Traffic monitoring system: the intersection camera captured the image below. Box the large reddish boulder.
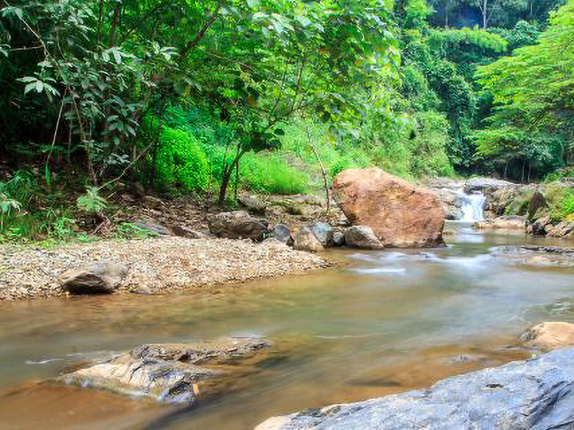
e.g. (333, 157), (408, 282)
(333, 168), (445, 248)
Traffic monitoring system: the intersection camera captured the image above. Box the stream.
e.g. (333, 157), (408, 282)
(2, 223), (574, 430)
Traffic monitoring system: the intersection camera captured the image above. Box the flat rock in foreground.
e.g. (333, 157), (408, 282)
(58, 337), (270, 404)
(256, 348), (574, 430)
(333, 168), (445, 248)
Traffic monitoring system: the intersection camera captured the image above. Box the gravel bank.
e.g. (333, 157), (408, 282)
(0, 237), (331, 301)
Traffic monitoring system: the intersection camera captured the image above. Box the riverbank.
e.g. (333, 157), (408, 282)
(0, 236), (330, 301)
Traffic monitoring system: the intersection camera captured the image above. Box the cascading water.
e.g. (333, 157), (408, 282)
(458, 192), (486, 222)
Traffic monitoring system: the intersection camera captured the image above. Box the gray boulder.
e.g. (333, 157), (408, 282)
(429, 188), (463, 220)
(171, 225), (205, 239)
(208, 211), (269, 242)
(133, 220), (171, 236)
(308, 222), (334, 247)
(332, 229), (345, 247)
(59, 337), (270, 404)
(464, 177), (515, 193)
(239, 195), (267, 215)
(256, 348), (574, 430)
(59, 262), (128, 294)
(344, 226), (384, 250)
(271, 224), (294, 246)
(294, 226), (324, 253)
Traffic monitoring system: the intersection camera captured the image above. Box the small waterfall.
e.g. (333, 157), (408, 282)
(459, 192), (486, 222)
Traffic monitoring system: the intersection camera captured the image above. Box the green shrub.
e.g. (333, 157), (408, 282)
(551, 189), (574, 222)
(240, 152), (309, 195)
(154, 127), (209, 193)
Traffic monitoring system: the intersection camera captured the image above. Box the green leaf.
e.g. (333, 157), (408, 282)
(247, 0), (260, 7)
(296, 15), (312, 27)
(24, 83), (36, 94)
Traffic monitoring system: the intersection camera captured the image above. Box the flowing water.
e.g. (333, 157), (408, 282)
(458, 191), (486, 222)
(2, 224), (574, 430)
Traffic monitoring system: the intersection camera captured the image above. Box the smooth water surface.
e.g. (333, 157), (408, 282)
(2, 224), (574, 430)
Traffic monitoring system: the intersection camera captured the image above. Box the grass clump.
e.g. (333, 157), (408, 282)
(154, 127), (209, 194)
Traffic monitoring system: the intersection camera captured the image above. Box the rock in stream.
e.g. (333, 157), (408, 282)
(256, 347), (574, 430)
(57, 336), (271, 404)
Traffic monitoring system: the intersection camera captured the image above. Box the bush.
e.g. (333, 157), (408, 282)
(551, 189), (574, 222)
(154, 127), (209, 193)
(240, 152), (309, 195)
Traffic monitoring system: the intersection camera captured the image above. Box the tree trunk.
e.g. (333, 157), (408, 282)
(109, 3), (121, 47)
(482, 0), (488, 28)
(521, 159), (526, 183)
(218, 148), (245, 206)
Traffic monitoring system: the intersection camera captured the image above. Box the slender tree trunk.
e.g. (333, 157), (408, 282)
(521, 159), (526, 183)
(97, 0), (104, 45)
(482, 0), (488, 28)
(305, 124), (330, 213)
(109, 3), (121, 47)
(218, 148), (245, 206)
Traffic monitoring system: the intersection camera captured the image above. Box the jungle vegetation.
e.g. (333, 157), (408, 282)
(0, 0), (572, 239)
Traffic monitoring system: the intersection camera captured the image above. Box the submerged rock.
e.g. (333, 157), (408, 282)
(256, 348), (574, 430)
(294, 226), (324, 253)
(333, 168), (445, 248)
(492, 245), (574, 267)
(58, 337), (270, 404)
(522, 322), (574, 351)
(344, 226), (384, 250)
(59, 262), (128, 294)
(208, 211), (269, 242)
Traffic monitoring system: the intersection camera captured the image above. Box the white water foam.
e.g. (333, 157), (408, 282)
(458, 191), (486, 222)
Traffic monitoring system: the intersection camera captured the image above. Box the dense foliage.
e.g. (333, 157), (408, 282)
(0, 0), (571, 240)
(475, 0), (574, 180)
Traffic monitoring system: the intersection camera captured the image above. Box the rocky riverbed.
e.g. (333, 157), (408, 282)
(0, 237), (330, 301)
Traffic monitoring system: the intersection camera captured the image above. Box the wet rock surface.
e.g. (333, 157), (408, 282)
(256, 348), (574, 430)
(334, 168), (445, 247)
(58, 337), (271, 404)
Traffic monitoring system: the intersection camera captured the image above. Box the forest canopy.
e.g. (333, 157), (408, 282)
(0, 0), (571, 208)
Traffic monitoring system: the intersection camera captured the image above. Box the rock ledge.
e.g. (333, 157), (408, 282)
(256, 348), (574, 430)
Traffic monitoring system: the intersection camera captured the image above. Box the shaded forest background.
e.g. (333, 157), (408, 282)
(1, 0), (574, 240)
